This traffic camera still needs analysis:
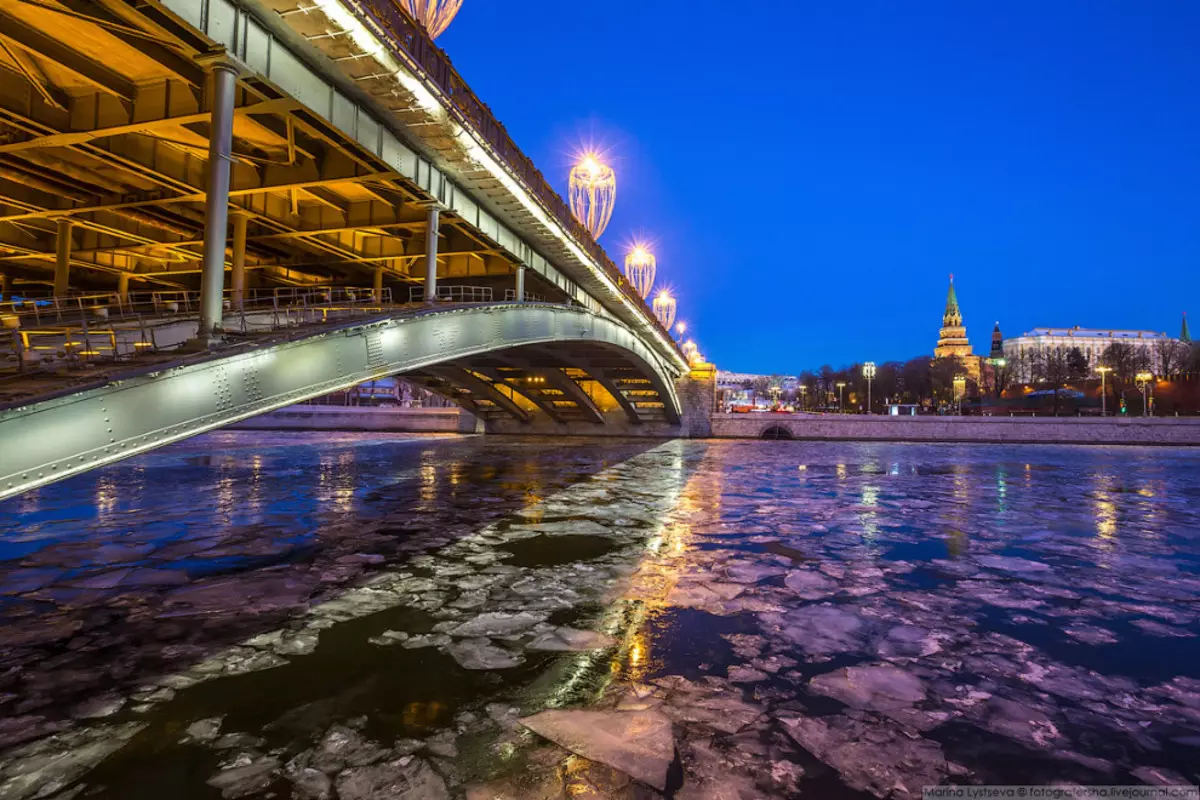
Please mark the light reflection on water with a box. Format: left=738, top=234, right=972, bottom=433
left=0, top=435, right=1197, bottom=797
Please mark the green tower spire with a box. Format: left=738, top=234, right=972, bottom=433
left=945, top=274, right=959, bottom=316
left=943, top=274, right=962, bottom=327
left=1183, top=312, right=1192, bottom=344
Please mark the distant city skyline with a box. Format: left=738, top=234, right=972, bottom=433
left=440, top=1, right=1200, bottom=371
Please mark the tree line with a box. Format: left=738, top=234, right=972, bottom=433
left=745, top=339, right=1200, bottom=413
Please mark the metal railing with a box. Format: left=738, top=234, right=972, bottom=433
left=0, top=287, right=389, bottom=329
left=1, top=287, right=399, bottom=379
left=503, top=289, right=546, bottom=302
left=408, top=285, right=493, bottom=303
left=357, top=0, right=678, bottom=347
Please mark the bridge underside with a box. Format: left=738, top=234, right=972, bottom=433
left=0, top=304, right=682, bottom=501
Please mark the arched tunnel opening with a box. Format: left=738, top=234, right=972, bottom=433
left=760, top=425, right=795, bottom=440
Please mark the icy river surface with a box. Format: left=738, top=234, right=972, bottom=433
left=1, top=433, right=1198, bottom=799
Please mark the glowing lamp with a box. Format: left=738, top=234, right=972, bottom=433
left=623, top=244, right=656, bottom=298
left=652, top=290, right=676, bottom=330
left=568, top=153, right=616, bottom=239
left=399, top=0, right=463, bottom=39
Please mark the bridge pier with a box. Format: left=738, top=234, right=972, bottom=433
left=230, top=211, right=248, bottom=310
left=424, top=205, right=440, bottom=302
left=373, top=266, right=384, bottom=303
left=54, top=219, right=72, bottom=296
left=197, top=50, right=243, bottom=343
left=515, top=265, right=526, bottom=302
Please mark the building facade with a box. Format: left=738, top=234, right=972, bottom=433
left=933, top=275, right=982, bottom=380
left=1002, top=327, right=1176, bottom=380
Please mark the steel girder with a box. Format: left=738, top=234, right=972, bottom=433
left=0, top=303, right=682, bottom=501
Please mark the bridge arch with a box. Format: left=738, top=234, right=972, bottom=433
left=0, top=304, right=682, bottom=501
left=760, top=424, right=795, bottom=440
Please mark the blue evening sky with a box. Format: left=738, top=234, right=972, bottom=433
left=437, top=1, right=1200, bottom=373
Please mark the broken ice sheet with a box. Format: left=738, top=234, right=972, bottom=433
left=0, top=723, right=146, bottom=800
left=781, top=714, right=950, bottom=798
left=519, top=708, right=675, bottom=791
left=445, top=638, right=524, bottom=670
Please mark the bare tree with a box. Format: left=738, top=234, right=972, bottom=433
left=750, top=375, right=770, bottom=403
left=1156, top=338, right=1191, bottom=377
left=900, top=356, right=933, bottom=403
left=1100, top=342, right=1150, bottom=411
left=1031, top=346, right=1072, bottom=415
left=1066, top=347, right=1090, bottom=380
left=930, top=357, right=967, bottom=406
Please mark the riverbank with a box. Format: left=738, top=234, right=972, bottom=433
left=710, top=412, right=1200, bottom=445
left=233, top=405, right=1200, bottom=446
left=233, top=404, right=480, bottom=434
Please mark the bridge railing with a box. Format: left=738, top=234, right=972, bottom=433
left=358, top=0, right=679, bottom=348
left=0, top=287, right=391, bottom=329
left=408, top=285, right=493, bottom=303
left=503, top=289, right=546, bottom=302
left=0, top=287, right=401, bottom=380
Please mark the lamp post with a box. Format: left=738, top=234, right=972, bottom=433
left=676, top=321, right=687, bottom=343
left=862, top=362, right=876, bottom=415
left=836, top=381, right=846, bottom=413
left=953, top=375, right=966, bottom=415
left=799, top=385, right=808, bottom=411
left=1135, top=371, right=1153, bottom=417
left=1097, top=366, right=1111, bottom=417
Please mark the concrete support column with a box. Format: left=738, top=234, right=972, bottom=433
left=515, top=265, right=525, bottom=303
left=54, top=218, right=73, bottom=296
left=117, top=273, right=130, bottom=305
left=423, top=205, right=440, bottom=303
left=0, top=273, right=10, bottom=300
left=230, top=211, right=248, bottom=309
left=197, top=51, right=243, bottom=343
left=373, top=266, right=384, bottom=303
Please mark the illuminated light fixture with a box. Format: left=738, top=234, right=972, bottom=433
left=623, top=244, right=656, bottom=298
left=399, top=0, right=463, bottom=39
left=568, top=153, right=616, bottom=239
left=676, top=321, right=687, bottom=336
left=652, top=289, right=676, bottom=330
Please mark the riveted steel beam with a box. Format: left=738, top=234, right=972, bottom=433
left=0, top=303, right=682, bottom=500
left=0, top=10, right=137, bottom=101
left=426, top=366, right=530, bottom=423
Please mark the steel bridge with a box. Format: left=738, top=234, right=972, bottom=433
left=0, top=0, right=692, bottom=499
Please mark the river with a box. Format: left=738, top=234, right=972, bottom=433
left=1, top=433, right=1198, bottom=798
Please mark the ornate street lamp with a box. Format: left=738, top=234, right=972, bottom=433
left=399, top=0, right=463, bottom=38
left=953, top=375, right=967, bottom=414
left=799, top=385, right=808, bottom=411
left=836, top=381, right=846, bottom=413
left=1097, top=366, right=1111, bottom=416
left=1135, top=371, right=1154, bottom=417
left=863, top=361, right=876, bottom=415
left=568, top=154, right=615, bottom=239
left=623, top=244, right=656, bottom=298
left=652, top=290, right=676, bottom=330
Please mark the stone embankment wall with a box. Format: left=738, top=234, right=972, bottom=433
left=711, top=413, right=1200, bottom=446
left=234, top=405, right=480, bottom=434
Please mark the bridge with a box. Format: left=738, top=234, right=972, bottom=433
left=0, top=0, right=699, bottom=500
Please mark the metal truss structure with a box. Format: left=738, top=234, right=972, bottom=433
left=0, top=302, right=682, bottom=500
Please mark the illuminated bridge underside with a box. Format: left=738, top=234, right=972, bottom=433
left=0, top=304, right=681, bottom=500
